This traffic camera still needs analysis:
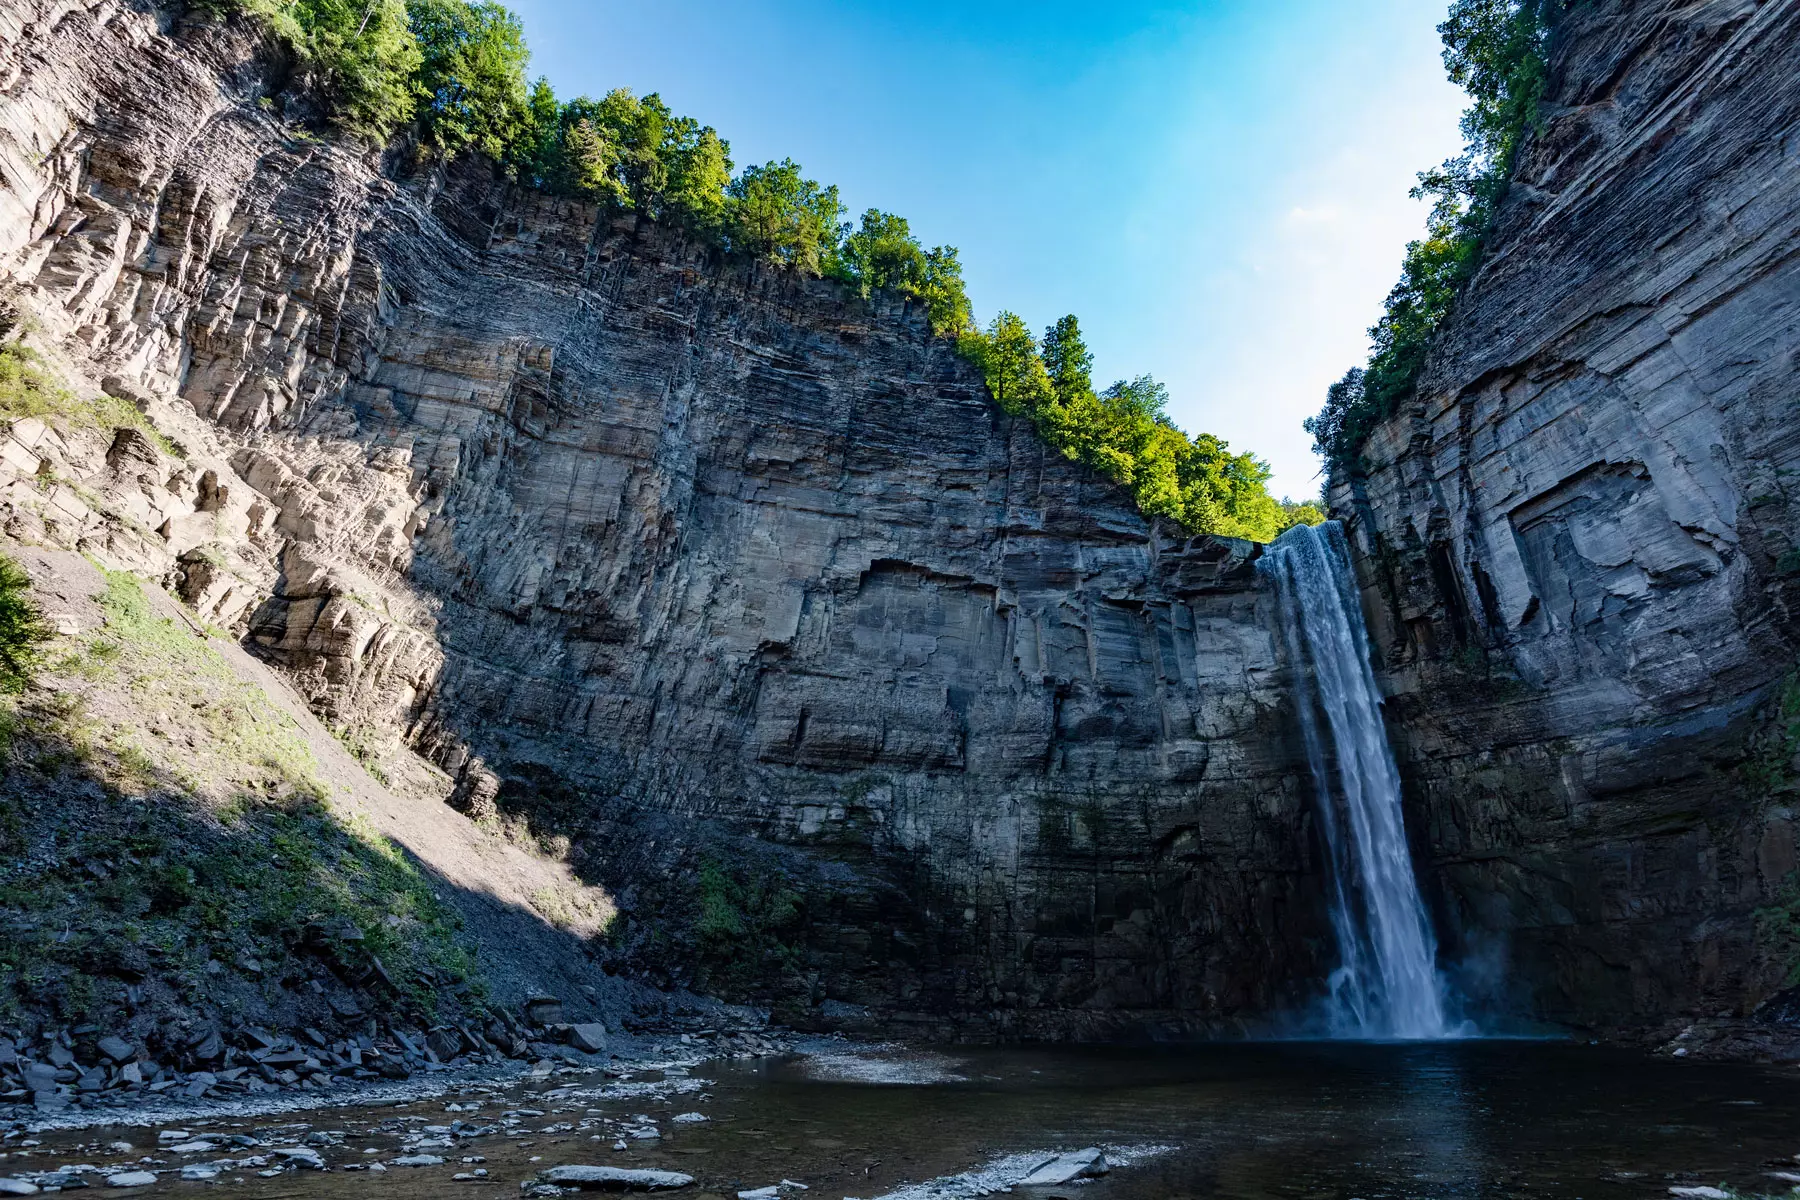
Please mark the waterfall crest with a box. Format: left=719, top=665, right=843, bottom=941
left=1262, top=521, right=1459, bottom=1040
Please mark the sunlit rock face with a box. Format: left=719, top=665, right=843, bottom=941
left=1338, top=0, right=1800, bottom=1036
left=0, top=0, right=1334, bottom=1035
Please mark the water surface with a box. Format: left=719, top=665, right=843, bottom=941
left=8, top=1040, right=1798, bottom=1199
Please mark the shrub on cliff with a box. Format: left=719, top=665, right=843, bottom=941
left=0, top=554, right=49, bottom=694
left=1308, top=0, right=1570, bottom=474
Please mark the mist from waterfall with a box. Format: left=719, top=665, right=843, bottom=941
left=1261, top=520, right=1460, bottom=1040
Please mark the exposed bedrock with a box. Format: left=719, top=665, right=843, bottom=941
left=1337, top=0, right=1800, bottom=1037
left=0, top=0, right=1334, bottom=1035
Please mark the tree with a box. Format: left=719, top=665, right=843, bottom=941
left=1309, top=0, right=1564, bottom=475
left=726, top=160, right=845, bottom=274
left=1041, top=315, right=1094, bottom=406
left=836, top=210, right=926, bottom=295
left=957, top=313, right=1049, bottom=415
left=660, top=119, right=733, bottom=232
left=288, top=0, right=421, bottom=140
left=409, top=0, right=531, bottom=160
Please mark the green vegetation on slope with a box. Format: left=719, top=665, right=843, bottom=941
left=199, top=0, right=1306, bottom=541
left=0, top=554, right=49, bottom=695
left=961, top=313, right=1324, bottom=542
left=1307, top=0, right=1569, bottom=474
left=0, top=341, right=179, bottom=457
left=0, top=565, right=481, bottom=1028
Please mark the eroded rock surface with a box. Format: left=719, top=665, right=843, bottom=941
left=1338, top=0, right=1800, bottom=1037
left=0, top=0, right=1328, bottom=1035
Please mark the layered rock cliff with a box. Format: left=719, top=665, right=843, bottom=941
left=0, top=0, right=1334, bottom=1037
left=1337, top=0, right=1800, bottom=1042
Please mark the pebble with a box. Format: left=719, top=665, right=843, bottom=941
left=453, top=1169, right=490, bottom=1180
left=391, top=1154, right=446, bottom=1167
left=671, top=1112, right=708, bottom=1124
left=180, top=1164, right=221, bottom=1180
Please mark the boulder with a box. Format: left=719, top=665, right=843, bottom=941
left=567, top=1023, right=608, bottom=1054
left=538, top=1165, right=695, bottom=1190
left=1018, top=1148, right=1109, bottom=1187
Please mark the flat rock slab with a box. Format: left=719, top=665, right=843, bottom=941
left=1019, top=1148, right=1109, bottom=1187
left=0, top=1180, right=38, bottom=1196
left=540, top=1165, right=696, bottom=1190
left=105, top=1173, right=159, bottom=1188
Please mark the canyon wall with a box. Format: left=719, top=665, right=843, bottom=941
left=1337, top=0, right=1800, bottom=1038
left=0, top=0, right=1332, bottom=1036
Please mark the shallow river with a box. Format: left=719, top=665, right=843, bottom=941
left=9, top=1039, right=1800, bottom=1199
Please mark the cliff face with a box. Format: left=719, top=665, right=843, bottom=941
left=0, top=0, right=1331, bottom=1035
left=1338, top=0, right=1800, bottom=1037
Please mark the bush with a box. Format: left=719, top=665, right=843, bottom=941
left=1308, top=0, right=1569, bottom=473
left=0, top=554, right=49, bottom=694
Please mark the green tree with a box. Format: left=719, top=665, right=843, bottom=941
left=726, top=159, right=845, bottom=274
left=958, top=313, right=1049, bottom=415
left=660, top=119, right=733, bottom=232
left=1041, top=315, right=1094, bottom=406
left=288, top=0, right=422, bottom=140
left=1309, top=0, right=1565, bottom=475
left=408, top=0, right=531, bottom=160
left=832, top=211, right=972, bottom=335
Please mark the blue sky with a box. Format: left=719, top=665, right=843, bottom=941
left=504, top=0, right=1466, bottom=500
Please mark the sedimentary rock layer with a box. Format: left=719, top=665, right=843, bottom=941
left=0, top=0, right=1328, bottom=1034
left=1338, top=0, right=1800, bottom=1035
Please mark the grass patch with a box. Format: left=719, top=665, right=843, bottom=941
left=0, top=567, right=487, bottom=1028
left=0, top=342, right=180, bottom=458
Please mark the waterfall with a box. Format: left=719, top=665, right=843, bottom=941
left=1261, top=520, right=1457, bottom=1040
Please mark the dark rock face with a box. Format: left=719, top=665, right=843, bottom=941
left=0, top=0, right=1331, bottom=1034
left=1337, top=0, right=1800, bottom=1034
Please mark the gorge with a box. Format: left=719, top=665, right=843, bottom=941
left=0, top=0, right=1794, bottom=1107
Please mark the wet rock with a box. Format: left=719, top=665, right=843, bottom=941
left=103, top=1173, right=157, bottom=1189
left=1018, top=1149, right=1108, bottom=1187
left=95, top=1037, right=133, bottom=1064
left=0, top=1181, right=36, bottom=1196
left=524, top=997, right=566, bottom=1028
left=539, top=1165, right=695, bottom=1191
left=567, top=1024, right=608, bottom=1055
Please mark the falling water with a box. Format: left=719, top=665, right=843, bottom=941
left=1261, top=520, right=1457, bottom=1040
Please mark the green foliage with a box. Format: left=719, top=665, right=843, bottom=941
left=831, top=210, right=973, bottom=336
left=958, top=313, right=1305, bottom=542
left=0, top=554, right=49, bottom=695
left=408, top=0, right=530, bottom=159
left=262, top=0, right=423, bottom=140
left=691, top=854, right=803, bottom=998
left=1308, top=0, right=1567, bottom=471
left=0, top=342, right=177, bottom=457
left=726, top=159, right=846, bottom=275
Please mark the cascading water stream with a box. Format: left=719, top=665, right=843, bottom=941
left=1261, top=521, right=1458, bottom=1040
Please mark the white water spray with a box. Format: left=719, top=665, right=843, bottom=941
left=1261, top=521, right=1458, bottom=1040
